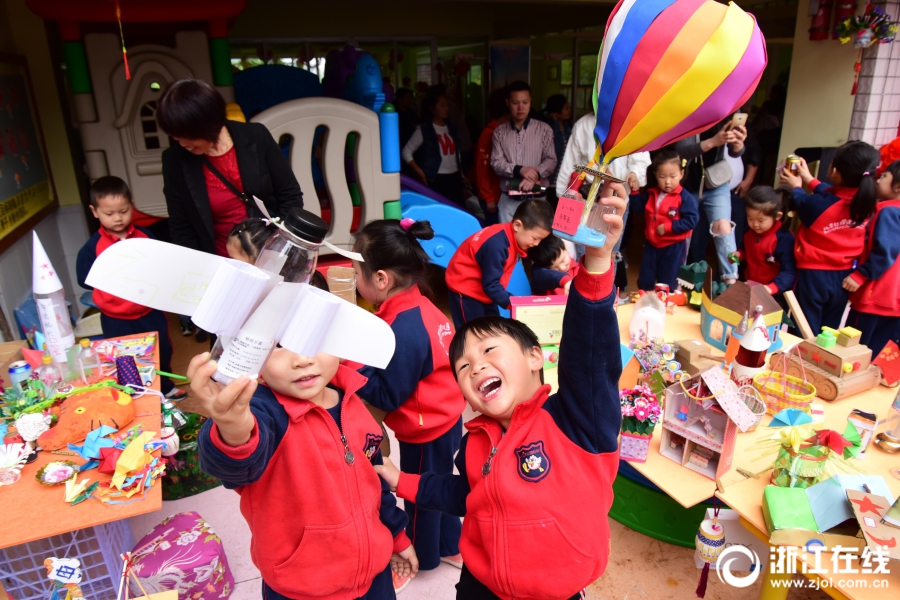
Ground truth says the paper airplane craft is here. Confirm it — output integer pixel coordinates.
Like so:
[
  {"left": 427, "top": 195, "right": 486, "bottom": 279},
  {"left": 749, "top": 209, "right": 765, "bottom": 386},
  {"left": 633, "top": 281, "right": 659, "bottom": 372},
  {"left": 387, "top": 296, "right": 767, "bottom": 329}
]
[
  {"left": 86, "top": 238, "right": 395, "bottom": 377},
  {"left": 68, "top": 425, "right": 117, "bottom": 460},
  {"left": 768, "top": 408, "right": 813, "bottom": 428}
]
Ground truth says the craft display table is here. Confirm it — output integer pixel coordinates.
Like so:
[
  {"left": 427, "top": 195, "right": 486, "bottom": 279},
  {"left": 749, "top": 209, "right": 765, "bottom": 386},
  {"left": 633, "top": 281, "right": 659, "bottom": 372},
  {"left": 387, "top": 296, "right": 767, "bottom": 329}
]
[
  {"left": 0, "top": 334, "right": 163, "bottom": 549},
  {"left": 615, "top": 303, "right": 900, "bottom": 598}
]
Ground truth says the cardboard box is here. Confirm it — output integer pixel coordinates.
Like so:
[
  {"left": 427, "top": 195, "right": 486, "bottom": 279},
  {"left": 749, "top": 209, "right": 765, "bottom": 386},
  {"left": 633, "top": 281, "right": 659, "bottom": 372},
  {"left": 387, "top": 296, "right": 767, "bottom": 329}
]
[
  {"left": 797, "top": 339, "right": 872, "bottom": 379},
  {"left": 675, "top": 339, "right": 721, "bottom": 376},
  {"left": 510, "top": 296, "right": 566, "bottom": 345},
  {"left": 0, "top": 340, "right": 29, "bottom": 387}
]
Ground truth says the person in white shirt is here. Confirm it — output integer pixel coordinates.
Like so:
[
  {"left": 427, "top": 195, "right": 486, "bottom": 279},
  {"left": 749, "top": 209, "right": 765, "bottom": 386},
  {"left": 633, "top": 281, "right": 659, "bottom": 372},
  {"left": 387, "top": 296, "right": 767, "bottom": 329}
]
[{"left": 402, "top": 90, "right": 465, "bottom": 206}]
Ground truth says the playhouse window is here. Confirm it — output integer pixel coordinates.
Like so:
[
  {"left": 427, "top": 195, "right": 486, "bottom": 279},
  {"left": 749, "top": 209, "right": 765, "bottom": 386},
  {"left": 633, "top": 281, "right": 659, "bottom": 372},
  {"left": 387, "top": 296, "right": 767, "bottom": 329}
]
[
  {"left": 140, "top": 100, "right": 161, "bottom": 151},
  {"left": 710, "top": 319, "right": 724, "bottom": 343}
]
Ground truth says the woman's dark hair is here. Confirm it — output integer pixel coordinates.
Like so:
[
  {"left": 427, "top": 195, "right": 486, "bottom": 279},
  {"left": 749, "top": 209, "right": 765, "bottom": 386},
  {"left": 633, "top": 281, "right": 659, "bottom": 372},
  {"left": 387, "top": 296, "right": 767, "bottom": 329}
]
[
  {"left": 157, "top": 79, "right": 227, "bottom": 142},
  {"left": 228, "top": 218, "right": 274, "bottom": 262},
  {"left": 527, "top": 234, "right": 566, "bottom": 268},
  {"left": 544, "top": 94, "right": 568, "bottom": 117},
  {"left": 449, "top": 316, "right": 543, "bottom": 384},
  {"left": 353, "top": 219, "right": 435, "bottom": 294},
  {"left": 421, "top": 87, "right": 447, "bottom": 121},
  {"left": 646, "top": 150, "right": 683, "bottom": 190},
  {"left": 745, "top": 186, "right": 790, "bottom": 219},
  {"left": 831, "top": 140, "right": 880, "bottom": 224}
]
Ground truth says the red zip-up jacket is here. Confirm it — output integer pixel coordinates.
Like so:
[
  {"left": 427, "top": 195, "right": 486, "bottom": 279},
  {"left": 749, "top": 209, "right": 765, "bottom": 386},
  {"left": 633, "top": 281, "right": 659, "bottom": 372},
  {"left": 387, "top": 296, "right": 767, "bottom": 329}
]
[
  {"left": 446, "top": 223, "right": 527, "bottom": 307},
  {"left": 397, "top": 266, "right": 622, "bottom": 599},
  {"left": 198, "top": 366, "right": 410, "bottom": 600},
  {"left": 354, "top": 285, "right": 466, "bottom": 443},
  {"left": 642, "top": 186, "right": 700, "bottom": 248},
  {"left": 848, "top": 199, "right": 900, "bottom": 316},
  {"left": 476, "top": 119, "right": 502, "bottom": 205},
  {"left": 735, "top": 221, "right": 797, "bottom": 294},
  {"left": 76, "top": 225, "right": 153, "bottom": 319},
  {"left": 793, "top": 180, "right": 868, "bottom": 270}
]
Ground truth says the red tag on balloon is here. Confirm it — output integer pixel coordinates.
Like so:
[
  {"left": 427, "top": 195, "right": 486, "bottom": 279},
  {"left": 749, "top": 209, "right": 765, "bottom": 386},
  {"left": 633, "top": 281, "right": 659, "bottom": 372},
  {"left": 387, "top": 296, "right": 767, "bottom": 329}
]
[{"left": 553, "top": 197, "right": 583, "bottom": 236}]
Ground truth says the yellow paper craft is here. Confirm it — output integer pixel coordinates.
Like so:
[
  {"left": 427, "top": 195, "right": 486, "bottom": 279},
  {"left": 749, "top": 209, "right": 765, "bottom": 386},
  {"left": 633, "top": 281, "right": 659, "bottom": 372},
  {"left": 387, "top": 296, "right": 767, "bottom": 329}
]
[
  {"left": 64, "top": 477, "right": 90, "bottom": 502},
  {"left": 111, "top": 431, "right": 155, "bottom": 490},
  {"left": 690, "top": 291, "right": 702, "bottom": 306},
  {"left": 772, "top": 425, "right": 815, "bottom": 454}
]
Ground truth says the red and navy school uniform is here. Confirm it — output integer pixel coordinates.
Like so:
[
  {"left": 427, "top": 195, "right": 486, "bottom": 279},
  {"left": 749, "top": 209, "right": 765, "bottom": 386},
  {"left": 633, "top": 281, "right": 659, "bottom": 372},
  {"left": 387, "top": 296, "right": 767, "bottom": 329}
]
[
  {"left": 637, "top": 186, "right": 699, "bottom": 291},
  {"left": 735, "top": 221, "right": 796, "bottom": 296},
  {"left": 396, "top": 265, "right": 622, "bottom": 600},
  {"left": 792, "top": 180, "right": 868, "bottom": 335},
  {"left": 353, "top": 285, "right": 466, "bottom": 571},
  {"left": 530, "top": 263, "right": 579, "bottom": 296},
  {"left": 445, "top": 222, "right": 527, "bottom": 328},
  {"left": 76, "top": 225, "right": 175, "bottom": 394},
  {"left": 198, "top": 366, "right": 409, "bottom": 600},
  {"left": 846, "top": 199, "right": 900, "bottom": 355}
]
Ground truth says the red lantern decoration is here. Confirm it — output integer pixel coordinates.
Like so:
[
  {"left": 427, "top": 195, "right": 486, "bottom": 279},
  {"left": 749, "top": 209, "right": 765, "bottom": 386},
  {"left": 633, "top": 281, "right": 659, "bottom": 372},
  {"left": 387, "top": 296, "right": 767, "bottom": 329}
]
[{"left": 810, "top": 0, "right": 834, "bottom": 40}]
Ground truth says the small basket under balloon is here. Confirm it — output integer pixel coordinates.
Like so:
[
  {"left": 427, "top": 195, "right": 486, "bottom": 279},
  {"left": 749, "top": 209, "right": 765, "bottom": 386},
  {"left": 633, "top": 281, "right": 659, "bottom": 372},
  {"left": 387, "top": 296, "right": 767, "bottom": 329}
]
[{"left": 552, "top": 164, "right": 622, "bottom": 248}]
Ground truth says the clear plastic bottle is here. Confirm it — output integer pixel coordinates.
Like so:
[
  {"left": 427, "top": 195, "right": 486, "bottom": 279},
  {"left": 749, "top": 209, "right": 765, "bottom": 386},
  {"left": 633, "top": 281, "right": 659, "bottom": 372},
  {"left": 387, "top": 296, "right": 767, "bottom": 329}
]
[
  {"left": 209, "top": 208, "right": 329, "bottom": 384},
  {"left": 76, "top": 338, "right": 101, "bottom": 383},
  {"left": 36, "top": 354, "right": 63, "bottom": 396}
]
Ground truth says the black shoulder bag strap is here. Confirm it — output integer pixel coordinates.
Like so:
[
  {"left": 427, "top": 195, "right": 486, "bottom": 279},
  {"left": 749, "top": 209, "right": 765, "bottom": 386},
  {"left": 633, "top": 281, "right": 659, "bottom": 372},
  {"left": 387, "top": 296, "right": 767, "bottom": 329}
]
[{"left": 202, "top": 156, "right": 253, "bottom": 208}]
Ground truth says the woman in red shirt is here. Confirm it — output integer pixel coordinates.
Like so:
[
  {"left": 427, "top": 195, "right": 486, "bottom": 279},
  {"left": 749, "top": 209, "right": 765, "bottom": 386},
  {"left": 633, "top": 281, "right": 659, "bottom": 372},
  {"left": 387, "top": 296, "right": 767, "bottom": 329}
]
[{"left": 158, "top": 79, "right": 304, "bottom": 257}]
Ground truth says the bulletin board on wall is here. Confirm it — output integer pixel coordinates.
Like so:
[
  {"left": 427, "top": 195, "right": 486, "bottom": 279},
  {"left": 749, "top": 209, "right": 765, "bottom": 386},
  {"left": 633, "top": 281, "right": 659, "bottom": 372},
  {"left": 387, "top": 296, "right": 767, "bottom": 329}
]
[{"left": 0, "top": 53, "right": 58, "bottom": 256}]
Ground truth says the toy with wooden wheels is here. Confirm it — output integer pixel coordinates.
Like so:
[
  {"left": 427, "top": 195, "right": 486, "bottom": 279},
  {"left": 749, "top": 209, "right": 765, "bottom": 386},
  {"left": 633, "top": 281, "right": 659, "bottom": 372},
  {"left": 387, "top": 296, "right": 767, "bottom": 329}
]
[{"left": 770, "top": 351, "right": 879, "bottom": 402}]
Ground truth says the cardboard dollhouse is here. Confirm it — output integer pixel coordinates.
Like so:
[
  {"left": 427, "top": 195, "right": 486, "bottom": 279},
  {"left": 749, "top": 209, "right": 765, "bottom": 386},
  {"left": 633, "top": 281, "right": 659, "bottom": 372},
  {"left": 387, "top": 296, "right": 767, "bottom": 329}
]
[
  {"left": 659, "top": 367, "right": 757, "bottom": 480},
  {"left": 700, "top": 271, "right": 783, "bottom": 353}
]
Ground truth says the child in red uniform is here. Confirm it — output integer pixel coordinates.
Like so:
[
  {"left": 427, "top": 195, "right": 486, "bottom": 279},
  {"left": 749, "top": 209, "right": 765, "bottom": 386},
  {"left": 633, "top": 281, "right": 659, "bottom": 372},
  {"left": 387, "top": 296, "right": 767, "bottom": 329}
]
[
  {"left": 637, "top": 150, "right": 699, "bottom": 291},
  {"left": 780, "top": 141, "right": 878, "bottom": 335},
  {"left": 527, "top": 234, "right": 579, "bottom": 295},
  {"left": 843, "top": 159, "right": 900, "bottom": 355},
  {"left": 193, "top": 276, "right": 417, "bottom": 600},
  {"left": 350, "top": 219, "right": 466, "bottom": 590},
  {"left": 76, "top": 176, "right": 183, "bottom": 399},
  {"left": 378, "top": 186, "right": 628, "bottom": 600},
  {"left": 445, "top": 199, "right": 553, "bottom": 328},
  {"left": 729, "top": 186, "right": 796, "bottom": 297}
]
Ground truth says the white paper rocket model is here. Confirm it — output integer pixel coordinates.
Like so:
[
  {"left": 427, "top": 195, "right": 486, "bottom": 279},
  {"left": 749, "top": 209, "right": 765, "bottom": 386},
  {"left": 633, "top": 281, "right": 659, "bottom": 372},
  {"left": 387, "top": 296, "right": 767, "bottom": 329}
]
[
  {"left": 33, "top": 231, "right": 63, "bottom": 293},
  {"left": 731, "top": 312, "right": 771, "bottom": 386}
]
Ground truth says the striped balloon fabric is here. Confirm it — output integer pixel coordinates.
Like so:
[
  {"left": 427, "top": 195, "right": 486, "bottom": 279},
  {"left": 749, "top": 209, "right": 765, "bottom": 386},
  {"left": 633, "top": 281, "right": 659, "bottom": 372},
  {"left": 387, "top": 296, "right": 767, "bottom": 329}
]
[{"left": 593, "top": 0, "right": 767, "bottom": 165}]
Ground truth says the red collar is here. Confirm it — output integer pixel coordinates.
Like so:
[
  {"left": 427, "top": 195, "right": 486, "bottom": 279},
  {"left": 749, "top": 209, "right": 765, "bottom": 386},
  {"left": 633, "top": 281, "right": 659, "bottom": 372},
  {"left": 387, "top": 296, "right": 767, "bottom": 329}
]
[
  {"left": 465, "top": 383, "right": 551, "bottom": 439},
  {"left": 98, "top": 224, "right": 136, "bottom": 244},
  {"left": 376, "top": 285, "right": 423, "bottom": 322},
  {"left": 752, "top": 220, "right": 782, "bottom": 239},
  {"left": 268, "top": 364, "right": 369, "bottom": 423},
  {"left": 651, "top": 185, "right": 683, "bottom": 197},
  {"left": 504, "top": 222, "right": 529, "bottom": 259}
]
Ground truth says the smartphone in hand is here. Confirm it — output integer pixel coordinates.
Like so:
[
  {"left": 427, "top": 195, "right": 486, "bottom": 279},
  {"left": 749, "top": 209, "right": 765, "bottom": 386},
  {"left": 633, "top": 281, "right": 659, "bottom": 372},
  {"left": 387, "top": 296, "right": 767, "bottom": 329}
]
[{"left": 731, "top": 112, "right": 748, "bottom": 129}]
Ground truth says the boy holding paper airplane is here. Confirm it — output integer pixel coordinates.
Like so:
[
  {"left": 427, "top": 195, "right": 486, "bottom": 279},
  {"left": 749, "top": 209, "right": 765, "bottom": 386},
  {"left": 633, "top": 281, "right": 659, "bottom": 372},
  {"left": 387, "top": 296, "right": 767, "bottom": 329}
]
[
  {"left": 192, "top": 272, "right": 418, "bottom": 600},
  {"left": 76, "top": 176, "right": 184, "bottom": 399},
  {"left": 376, "top": 185, "right": 627, "bottom": 600}
]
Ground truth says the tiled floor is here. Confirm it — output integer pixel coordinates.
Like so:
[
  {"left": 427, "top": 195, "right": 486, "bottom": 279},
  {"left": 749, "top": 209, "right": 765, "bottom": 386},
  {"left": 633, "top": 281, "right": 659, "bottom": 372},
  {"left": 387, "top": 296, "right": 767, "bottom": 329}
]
[{"left": 138, "top": 236, "right": 829, "bottom": 600}]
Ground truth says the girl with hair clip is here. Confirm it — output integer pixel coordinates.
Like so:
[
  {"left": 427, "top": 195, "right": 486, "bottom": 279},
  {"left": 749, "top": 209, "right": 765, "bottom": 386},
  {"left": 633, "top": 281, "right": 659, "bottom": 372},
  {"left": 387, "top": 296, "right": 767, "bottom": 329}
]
[
  {"left": 729, "top": 186, "right": 796, "bottom": 302},
  {"left": 349, "top": 218, "right": 466, "bottom": 592},
  {"left": 780, "top": 141, "right": 878, "bottom": 335},
  {"left": 842, "top": 159, "right": 900, "bottom": 356}
]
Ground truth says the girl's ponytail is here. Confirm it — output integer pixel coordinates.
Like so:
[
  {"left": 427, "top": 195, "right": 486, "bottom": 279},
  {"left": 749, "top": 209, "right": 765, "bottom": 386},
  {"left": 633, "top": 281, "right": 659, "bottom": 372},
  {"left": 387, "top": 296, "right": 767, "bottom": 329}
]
[{"left": 831, "top": 140, "right": 879, "bottom": 225}]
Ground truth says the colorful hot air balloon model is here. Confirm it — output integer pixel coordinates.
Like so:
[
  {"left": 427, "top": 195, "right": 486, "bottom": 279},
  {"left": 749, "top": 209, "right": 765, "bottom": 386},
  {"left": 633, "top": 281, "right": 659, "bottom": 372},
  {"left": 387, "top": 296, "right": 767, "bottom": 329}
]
[{"left": 553, "top": 0, "right": 767, "bottom": 248}]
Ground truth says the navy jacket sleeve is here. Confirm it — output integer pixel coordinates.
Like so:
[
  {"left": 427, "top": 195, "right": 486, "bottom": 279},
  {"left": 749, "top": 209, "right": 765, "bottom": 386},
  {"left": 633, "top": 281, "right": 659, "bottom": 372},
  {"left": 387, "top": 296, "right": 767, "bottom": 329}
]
[
  {"left": 859, "top": 206, "right": 900, "bottom": 281},
  {"left": 135, "top": 225, "right": 157, "bottom": 240},
  {"left": 670, "top": 190, "right": 700, "bottom": 234},
  {"left": 543, "top": 267, "right": 622, "bottom": 454},
  {"left": 197, "top": 388, "right": 288, "bottom": 488},
  {"left": 357, "top": 309, "right": 432, "bottom": 412},
  {"left": 475, "top": 231, "right": 513, "bottom": 307},
  {"left": 75, "top": 234, "right": 99, "bottom": 290},
  {"left": 531, "top": 266, "right": 567, "bottom": 295},
  {"left": 792, "top": 183, "right": 835, "bottom": 229},
  {"left": 370, "top": 450, "right": 409, "bottom": 539},
  {"left": 412, "top": 434, "right": 471, "bottom": 517},
  {"left": 772, "top": 230, "right": 797, "bottom": 292}
]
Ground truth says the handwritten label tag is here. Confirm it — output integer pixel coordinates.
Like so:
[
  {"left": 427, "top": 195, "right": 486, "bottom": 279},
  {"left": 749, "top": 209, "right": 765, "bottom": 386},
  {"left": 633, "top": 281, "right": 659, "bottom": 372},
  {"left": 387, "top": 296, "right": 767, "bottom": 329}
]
[{"left": 553, "top": 196, "right": 583, "bottom": 236}]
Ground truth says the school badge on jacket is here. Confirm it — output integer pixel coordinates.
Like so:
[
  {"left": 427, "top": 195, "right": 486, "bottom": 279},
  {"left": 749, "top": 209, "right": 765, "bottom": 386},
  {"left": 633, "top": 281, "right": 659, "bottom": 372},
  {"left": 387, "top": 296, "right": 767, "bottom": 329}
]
[
  {"left": 363, "top": 433, "right": 383, "bottom": 460},
  {"left": 515, "top": 441, "right": 551, "bottom": 482}
]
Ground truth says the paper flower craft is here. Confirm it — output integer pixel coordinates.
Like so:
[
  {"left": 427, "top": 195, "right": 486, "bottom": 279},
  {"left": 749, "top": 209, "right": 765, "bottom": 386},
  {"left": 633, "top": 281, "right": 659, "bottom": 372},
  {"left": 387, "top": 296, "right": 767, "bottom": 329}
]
[
  {"left": 836, "top": 4, "right": 899, "bottom": 48},
  {"left": 768, "top": 408, "right": 813, "bottom": 428},
  {"left": 68, "top": 425, "right": 117, "bottom": 460},
  {"left": 35, "top": 461, "right": 79, "bottom": 486},
  {"left": 0, "top": 443, "right": 30, "bottom": 485}
]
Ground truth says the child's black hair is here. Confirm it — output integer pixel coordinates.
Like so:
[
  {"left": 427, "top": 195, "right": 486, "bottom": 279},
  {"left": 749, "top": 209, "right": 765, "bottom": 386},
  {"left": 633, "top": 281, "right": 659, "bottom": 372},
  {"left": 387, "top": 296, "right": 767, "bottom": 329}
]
[
  {"left": 227, "top": 218, "right": 274, "bottom": 263},
  {"left": 90, "top": 176, "right": 133, "bottom": 208},
  {"left": 309, "top": 271, "right": 329, "bottom": 292},
  {"left": 527, "top": 234, "right": 566, "bottom": 268},
  {"left": 831, "top": 140, "right": 879, "bottom": 224},
  {"left": 449, "top": 316, "right": 544, "bottom": 384},
  {"left": 744, "top": 186, "right": 790, "bottom": 219},
  {"left": 645, "top": 150, "right": 682, "bottom": 191},
  {"left": 353, "top": 219, "right": 434, "bottom": 294},
  {"left": 882, "top": 159, "right": 900, "bottom": 193},
  {"left": 512, "top": 199, "right": 554, "bottom": 232}
]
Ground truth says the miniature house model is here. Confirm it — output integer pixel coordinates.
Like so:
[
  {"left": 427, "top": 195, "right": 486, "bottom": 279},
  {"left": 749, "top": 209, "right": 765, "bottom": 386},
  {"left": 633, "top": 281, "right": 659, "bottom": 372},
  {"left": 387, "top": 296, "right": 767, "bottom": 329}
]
[
  {"left": 659, "top": 367, "right": 757, "bottom": 480},
  {"left": 700, "top": 270, "right": 783, "bottom": 353}
]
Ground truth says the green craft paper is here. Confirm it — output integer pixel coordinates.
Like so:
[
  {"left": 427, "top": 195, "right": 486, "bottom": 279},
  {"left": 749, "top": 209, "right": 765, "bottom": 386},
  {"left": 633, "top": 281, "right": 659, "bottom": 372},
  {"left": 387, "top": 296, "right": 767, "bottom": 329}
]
[{"left": 764, "top": 485, "right": 818, "bottom": 532}]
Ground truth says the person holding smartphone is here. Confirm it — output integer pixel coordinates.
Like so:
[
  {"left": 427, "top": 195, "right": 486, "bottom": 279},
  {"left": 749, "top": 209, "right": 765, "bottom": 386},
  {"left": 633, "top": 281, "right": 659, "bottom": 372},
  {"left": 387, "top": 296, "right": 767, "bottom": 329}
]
[{"left": 675, "top": 113, "right": 748, "bottom": 285}]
